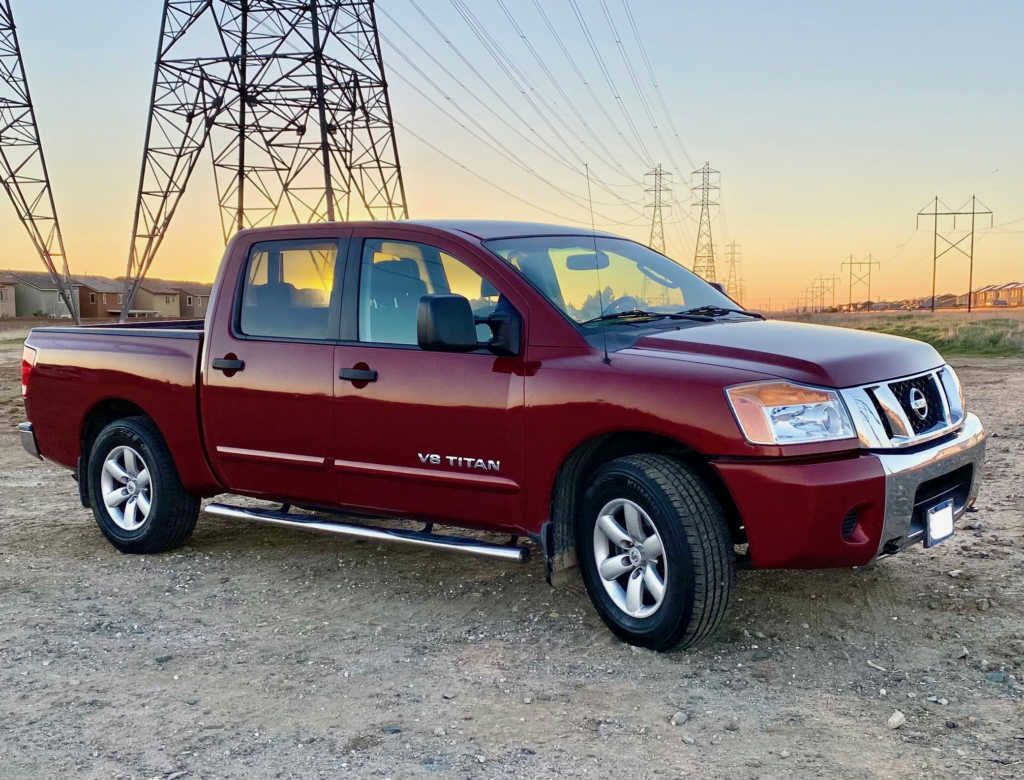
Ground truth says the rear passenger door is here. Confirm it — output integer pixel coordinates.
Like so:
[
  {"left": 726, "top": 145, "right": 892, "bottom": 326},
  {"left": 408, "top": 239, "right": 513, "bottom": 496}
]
[
  {"left": 202, "top": 236, "right": 345, "bottom": 506},
  {"left": 331, "top": 233, "right": 526, "bottom": 531}
]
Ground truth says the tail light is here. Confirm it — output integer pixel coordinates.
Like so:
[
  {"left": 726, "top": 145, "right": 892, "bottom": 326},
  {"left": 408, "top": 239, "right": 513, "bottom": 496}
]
[{"left": 21, "top": 345, "right": 37, "bottom": 397}]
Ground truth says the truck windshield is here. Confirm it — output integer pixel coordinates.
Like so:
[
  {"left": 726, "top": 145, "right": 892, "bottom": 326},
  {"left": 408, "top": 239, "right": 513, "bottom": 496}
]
[{"left": 484, "top": 235, "right": 738, "bottom": 325}]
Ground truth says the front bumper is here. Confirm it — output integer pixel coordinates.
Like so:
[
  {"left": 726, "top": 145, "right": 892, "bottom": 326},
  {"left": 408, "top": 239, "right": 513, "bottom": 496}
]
[
  {"left": 874, "top": 412, "right": 985, "bottom": 555},
  {"left": 18, "top": 421, "right": 41, "bottom": 460},
  {"left": 712, "top": 413, "right": 986, "bottom": 568}
]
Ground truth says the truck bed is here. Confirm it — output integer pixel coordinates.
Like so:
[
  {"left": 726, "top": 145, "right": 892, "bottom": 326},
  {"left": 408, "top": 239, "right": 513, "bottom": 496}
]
[{"left": 22, "top": 320, "right": 219, "bottom": 493}]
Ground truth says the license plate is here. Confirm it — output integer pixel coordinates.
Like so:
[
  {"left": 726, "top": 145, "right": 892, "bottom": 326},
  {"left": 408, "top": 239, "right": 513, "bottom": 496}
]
[{"left": 925, "top": 499, "right": 955, "bottom": 547}]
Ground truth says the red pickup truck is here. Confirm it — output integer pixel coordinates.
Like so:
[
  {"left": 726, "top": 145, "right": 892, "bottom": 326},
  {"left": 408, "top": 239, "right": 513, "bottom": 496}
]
[{"left": 19, "top": 221, "right": 986, "bottom": 650}]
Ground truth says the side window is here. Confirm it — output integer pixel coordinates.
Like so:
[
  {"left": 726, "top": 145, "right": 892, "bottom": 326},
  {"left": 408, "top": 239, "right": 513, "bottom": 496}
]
[
  {"left": 358, "top": 239, "right": 500, "bottom": 345},
  {"left": 240, "top": 240, "right": 339, "bottom": 340}
]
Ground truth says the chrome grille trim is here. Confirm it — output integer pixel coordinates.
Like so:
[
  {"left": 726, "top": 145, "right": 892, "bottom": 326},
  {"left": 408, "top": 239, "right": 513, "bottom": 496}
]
[{"left": 839, "top": 366, "right": 964, "bottom": 450}]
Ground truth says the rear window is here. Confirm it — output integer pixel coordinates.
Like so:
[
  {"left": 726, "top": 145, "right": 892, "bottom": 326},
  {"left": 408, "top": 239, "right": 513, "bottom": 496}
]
[{"left": 239, "top": 240, "right": 339, "bottom": 340}]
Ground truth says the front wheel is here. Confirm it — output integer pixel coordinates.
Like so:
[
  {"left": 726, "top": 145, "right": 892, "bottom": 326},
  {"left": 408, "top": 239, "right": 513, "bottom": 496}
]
[
  {"left": 87, "top": 416, "right": 200, "bottom": 554},
  {"left": 576, "top": 454, "right": 735, "bottom": 651}
]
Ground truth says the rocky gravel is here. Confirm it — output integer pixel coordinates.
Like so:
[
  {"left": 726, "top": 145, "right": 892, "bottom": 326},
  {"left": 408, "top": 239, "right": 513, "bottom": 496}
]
[{"left": 1, "top": 335, "right": 1021, "bottom": 778}]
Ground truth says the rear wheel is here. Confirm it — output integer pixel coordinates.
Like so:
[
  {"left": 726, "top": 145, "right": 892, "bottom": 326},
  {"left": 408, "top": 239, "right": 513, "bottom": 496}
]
[
  {"left": 576, "top": 454, "right": 735, "bottom": 651},
  {"left": 87, "top": 417, "right": 199, "bottom": 553}
]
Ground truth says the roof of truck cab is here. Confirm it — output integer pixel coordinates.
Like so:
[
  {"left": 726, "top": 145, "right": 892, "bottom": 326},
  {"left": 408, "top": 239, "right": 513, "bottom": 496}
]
[{"left": 407, "top": 219, "right": 622, "bottom": 241}]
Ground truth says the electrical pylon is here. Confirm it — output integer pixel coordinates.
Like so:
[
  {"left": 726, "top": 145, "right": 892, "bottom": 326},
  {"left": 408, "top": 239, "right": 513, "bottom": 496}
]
[
  {"left": 840, "top": 252, "right": 880, "bottom": 309},
  {"left": 724, "top": 241, "right": 741, "bottom": 302},
  {"left": 121, "top": 0, "right": 408, "bottom": 320},
  {"left": 645, "top": 164, "right": 670, "bottom": 253},
  {"left": 0, "top": 0, "right": 78, "bottom": 322},
  {"left": 916, "top": 196, "right": 993, "bottom": 313},
  {"left": 691, "top": 161, "right": 719, "bottom": 281},
  {"left": 811, "top": 274, "right": 839, "bottom": 311}
]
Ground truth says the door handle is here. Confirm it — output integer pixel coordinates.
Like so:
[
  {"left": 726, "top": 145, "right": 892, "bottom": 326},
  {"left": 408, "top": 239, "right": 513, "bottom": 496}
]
[
  {"left": 339, "top": 367, "right": 378, "bottom": 383},
  {"left": 212, "top": 356, "right": 246, "bottom": 373}
]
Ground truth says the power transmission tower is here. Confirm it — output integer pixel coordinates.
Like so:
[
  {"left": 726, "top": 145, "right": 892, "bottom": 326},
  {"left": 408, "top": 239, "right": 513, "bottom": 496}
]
[
  {"left": 0, "top": 0, "right": 78, "bottom": 322},
  {"left": 691, "top": 161, "right": 719, "bottom": 281},
  {"left": 840, "top": 253, "right": 880, "bottom": 310},
  {"left": 916, "top": 196, "right": 994, "bottom": 312},
  {"left": 811, "top": 274, "right": 839, "bottom": 312},
  {"left": 121, "top": 0, "right": 407, "bottom": 320},
  {"left": 645, "top": 164, "right": 670, "bottom": 253},
  {"left": 724, "top": 241, "right": 742, "bottom": 301}
]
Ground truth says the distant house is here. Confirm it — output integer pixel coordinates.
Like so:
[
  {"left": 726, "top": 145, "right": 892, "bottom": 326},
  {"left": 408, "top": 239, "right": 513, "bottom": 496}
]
[
  {"left": 74, "top": 276, "right": 127, "bottom": 318},
  {"left": 0, "top": 272, "right": 17, "bottom": 318},
  {"left": 8, "top": 271, "right": 81, "bottom": 318},
  {"left": 173, "top": 281, "right": 213, "bottom": 319},
  {"left": 133, "top": 282, "right": 181, "bottom": 318}
]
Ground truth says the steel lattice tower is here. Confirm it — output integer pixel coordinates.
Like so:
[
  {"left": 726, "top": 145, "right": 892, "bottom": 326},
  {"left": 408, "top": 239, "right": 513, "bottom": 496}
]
[
  {"left": 724, "top": 241, "right": 741, "bottom": 302},
  {"left": 122, "top": 0, "right": 407, "bottom": 318},
  {"left": 645, "top": 164, "right": 669, "bottom": 254},
  {"left": 691, "top": 161, "right": 719, "bottom": 282},
  {"left": 0, "top": 1, "right": 78, "bottom": 322}
]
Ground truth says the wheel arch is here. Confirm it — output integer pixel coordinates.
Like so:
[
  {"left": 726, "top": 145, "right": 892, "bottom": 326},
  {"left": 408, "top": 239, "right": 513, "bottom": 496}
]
[
  {"left": 545, "top": 431, "right": 743, "bottom": 585},
  {"left": 78, "top": 398, "right": 162, "bottom": 507}
]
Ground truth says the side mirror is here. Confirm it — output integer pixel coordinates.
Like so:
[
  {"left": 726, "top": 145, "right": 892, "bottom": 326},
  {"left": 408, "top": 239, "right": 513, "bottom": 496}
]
[
  {"left": 481, "top": 307, "right": 522, "bottom": 356},
  {"left": 709, "top": 282, "right": 725, "bottom": 294},
  {"left": 417, "top": 294, "right": 479, "bottom": 352}
]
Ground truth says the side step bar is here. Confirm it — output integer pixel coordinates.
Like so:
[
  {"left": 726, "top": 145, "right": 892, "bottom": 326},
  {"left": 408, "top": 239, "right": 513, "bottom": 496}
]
[{"left": 205, "top": 502, "right": 529, "bottom": 562}]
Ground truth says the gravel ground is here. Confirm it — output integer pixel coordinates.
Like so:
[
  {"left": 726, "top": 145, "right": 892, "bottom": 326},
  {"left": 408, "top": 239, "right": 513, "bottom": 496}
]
[{"left": 1, "top": 331, "right": 1022, "bottom": 779}]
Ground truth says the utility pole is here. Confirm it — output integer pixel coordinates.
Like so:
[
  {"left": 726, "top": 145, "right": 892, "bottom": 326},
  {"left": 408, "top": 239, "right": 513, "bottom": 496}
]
[
  {"left": 121, "top": 0, "right": 407, "bottom": 320},
  {"left": 840, "top": 253, "right": 880, "bottom": 310},
  {"left": 724, "top": 241, "right": 742, "bottom": 302},
  {"left": 645, "top": 164, "right": 670, "bottom": 253},
  {"left": 917, "top": 196, "right": 994, "bottom": 312},
  {"left": 691, "top": 161, "right": 719, "bottom": 281},
  {"left": 0, "top": 1, "right": 78, "bottom": 322}
]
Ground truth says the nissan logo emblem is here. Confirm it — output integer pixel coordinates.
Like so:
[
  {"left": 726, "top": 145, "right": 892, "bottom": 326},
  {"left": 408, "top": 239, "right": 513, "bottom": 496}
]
[{"left": 909, "top": 387, "right": 929, "bottom": 419}]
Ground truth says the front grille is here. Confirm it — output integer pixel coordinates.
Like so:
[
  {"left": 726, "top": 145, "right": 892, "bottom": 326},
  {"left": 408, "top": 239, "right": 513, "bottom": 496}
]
[{"left": 888, "top": 374, "right": 945, "bottom": 434}]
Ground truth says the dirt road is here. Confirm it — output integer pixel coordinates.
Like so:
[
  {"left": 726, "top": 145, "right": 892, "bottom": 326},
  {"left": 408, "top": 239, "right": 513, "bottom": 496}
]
[{"left": 1, "top": 331, "right": 1021, "bottom": 779}]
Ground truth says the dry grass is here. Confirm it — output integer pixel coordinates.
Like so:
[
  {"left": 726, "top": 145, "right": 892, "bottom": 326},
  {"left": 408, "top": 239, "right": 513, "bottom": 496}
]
[{"left": 783, "top": 309, "right": 1024, "bottom": 357}]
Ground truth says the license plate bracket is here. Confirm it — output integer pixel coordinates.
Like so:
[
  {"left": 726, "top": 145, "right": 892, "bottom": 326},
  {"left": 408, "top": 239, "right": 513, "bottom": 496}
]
[{"left": 925, "top": 498, "right": 955, "bottom": 548}]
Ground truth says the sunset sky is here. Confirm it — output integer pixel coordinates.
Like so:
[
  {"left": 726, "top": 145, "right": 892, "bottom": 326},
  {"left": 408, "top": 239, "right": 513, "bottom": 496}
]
[{"left": 0, "top": 0, "right": 1020, "bottom": 309}]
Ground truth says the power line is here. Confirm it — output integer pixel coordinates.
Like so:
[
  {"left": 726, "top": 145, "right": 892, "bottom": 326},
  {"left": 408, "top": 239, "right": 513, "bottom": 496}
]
[
  {"left": 404, "top": 0, "right": 643, "bottom": 215},
  {"left": 396, "top": 121, "right": 587, "bottom": 226},
  {"left": 597, "top": 0, "right": 687, "bottom": 182},
  {"left": 620, "top": 0, "right": 696, "bottom": 171},
  {"left": 493, "top": 0, "right": 636, "bottom": 183},
  {"left": 528, "top": 0, "right": 648, "bottom": 177},
  {"left": 566, "top": 0, "right": 655, "bottom": 166}
]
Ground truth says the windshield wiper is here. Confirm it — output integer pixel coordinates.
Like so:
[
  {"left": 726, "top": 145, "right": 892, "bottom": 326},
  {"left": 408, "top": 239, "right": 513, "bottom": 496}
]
[
  {"left": 581, "top": 309, "right": 713, "bottom": 326},
  {"left": 678, "top": 305, "right": 765, "bottom": 320}
]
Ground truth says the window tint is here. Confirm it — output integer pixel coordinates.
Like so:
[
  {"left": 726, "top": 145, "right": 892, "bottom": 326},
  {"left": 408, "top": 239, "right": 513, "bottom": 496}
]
[
  {"left": 240, "top": 240, "right": 338, "bottom": 340},
  {"left": 358, "top": 239, "right": 500, "bottom": 345}
]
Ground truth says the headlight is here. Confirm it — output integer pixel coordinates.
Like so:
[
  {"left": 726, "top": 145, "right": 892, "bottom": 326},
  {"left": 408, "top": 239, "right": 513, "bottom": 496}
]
[{"left": 726, "top": 381, "right": 856, "bottom": 445}]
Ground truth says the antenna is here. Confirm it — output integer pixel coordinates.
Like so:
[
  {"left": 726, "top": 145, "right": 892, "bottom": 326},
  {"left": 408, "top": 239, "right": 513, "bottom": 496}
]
[{"left": 585, "top": 163, "right": 610, "bottom": 365}]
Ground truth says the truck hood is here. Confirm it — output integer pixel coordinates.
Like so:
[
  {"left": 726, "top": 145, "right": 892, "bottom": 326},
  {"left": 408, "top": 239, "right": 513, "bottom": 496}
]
[{"left": 629, "top": 319, "right": 943, "bottom": 388}]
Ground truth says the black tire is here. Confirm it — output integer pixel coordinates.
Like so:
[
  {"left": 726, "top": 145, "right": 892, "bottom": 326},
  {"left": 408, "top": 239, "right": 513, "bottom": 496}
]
[
  {"left": 87, "top": 416, "right": 200, "bottom": 554},
  {"left": 576, "top": 454, "right": 735, "bottom": 651}
]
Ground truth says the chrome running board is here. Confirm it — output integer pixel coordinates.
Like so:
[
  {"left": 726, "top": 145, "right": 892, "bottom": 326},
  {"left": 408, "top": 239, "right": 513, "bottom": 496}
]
[{"left": 204, "top": 502, "right": 529, "bottom": 562}]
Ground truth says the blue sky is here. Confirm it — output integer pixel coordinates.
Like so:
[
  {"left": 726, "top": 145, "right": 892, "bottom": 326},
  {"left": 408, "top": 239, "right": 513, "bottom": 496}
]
[{"left": 2, "top": 0, "right": 1021, "bottom": 306}]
